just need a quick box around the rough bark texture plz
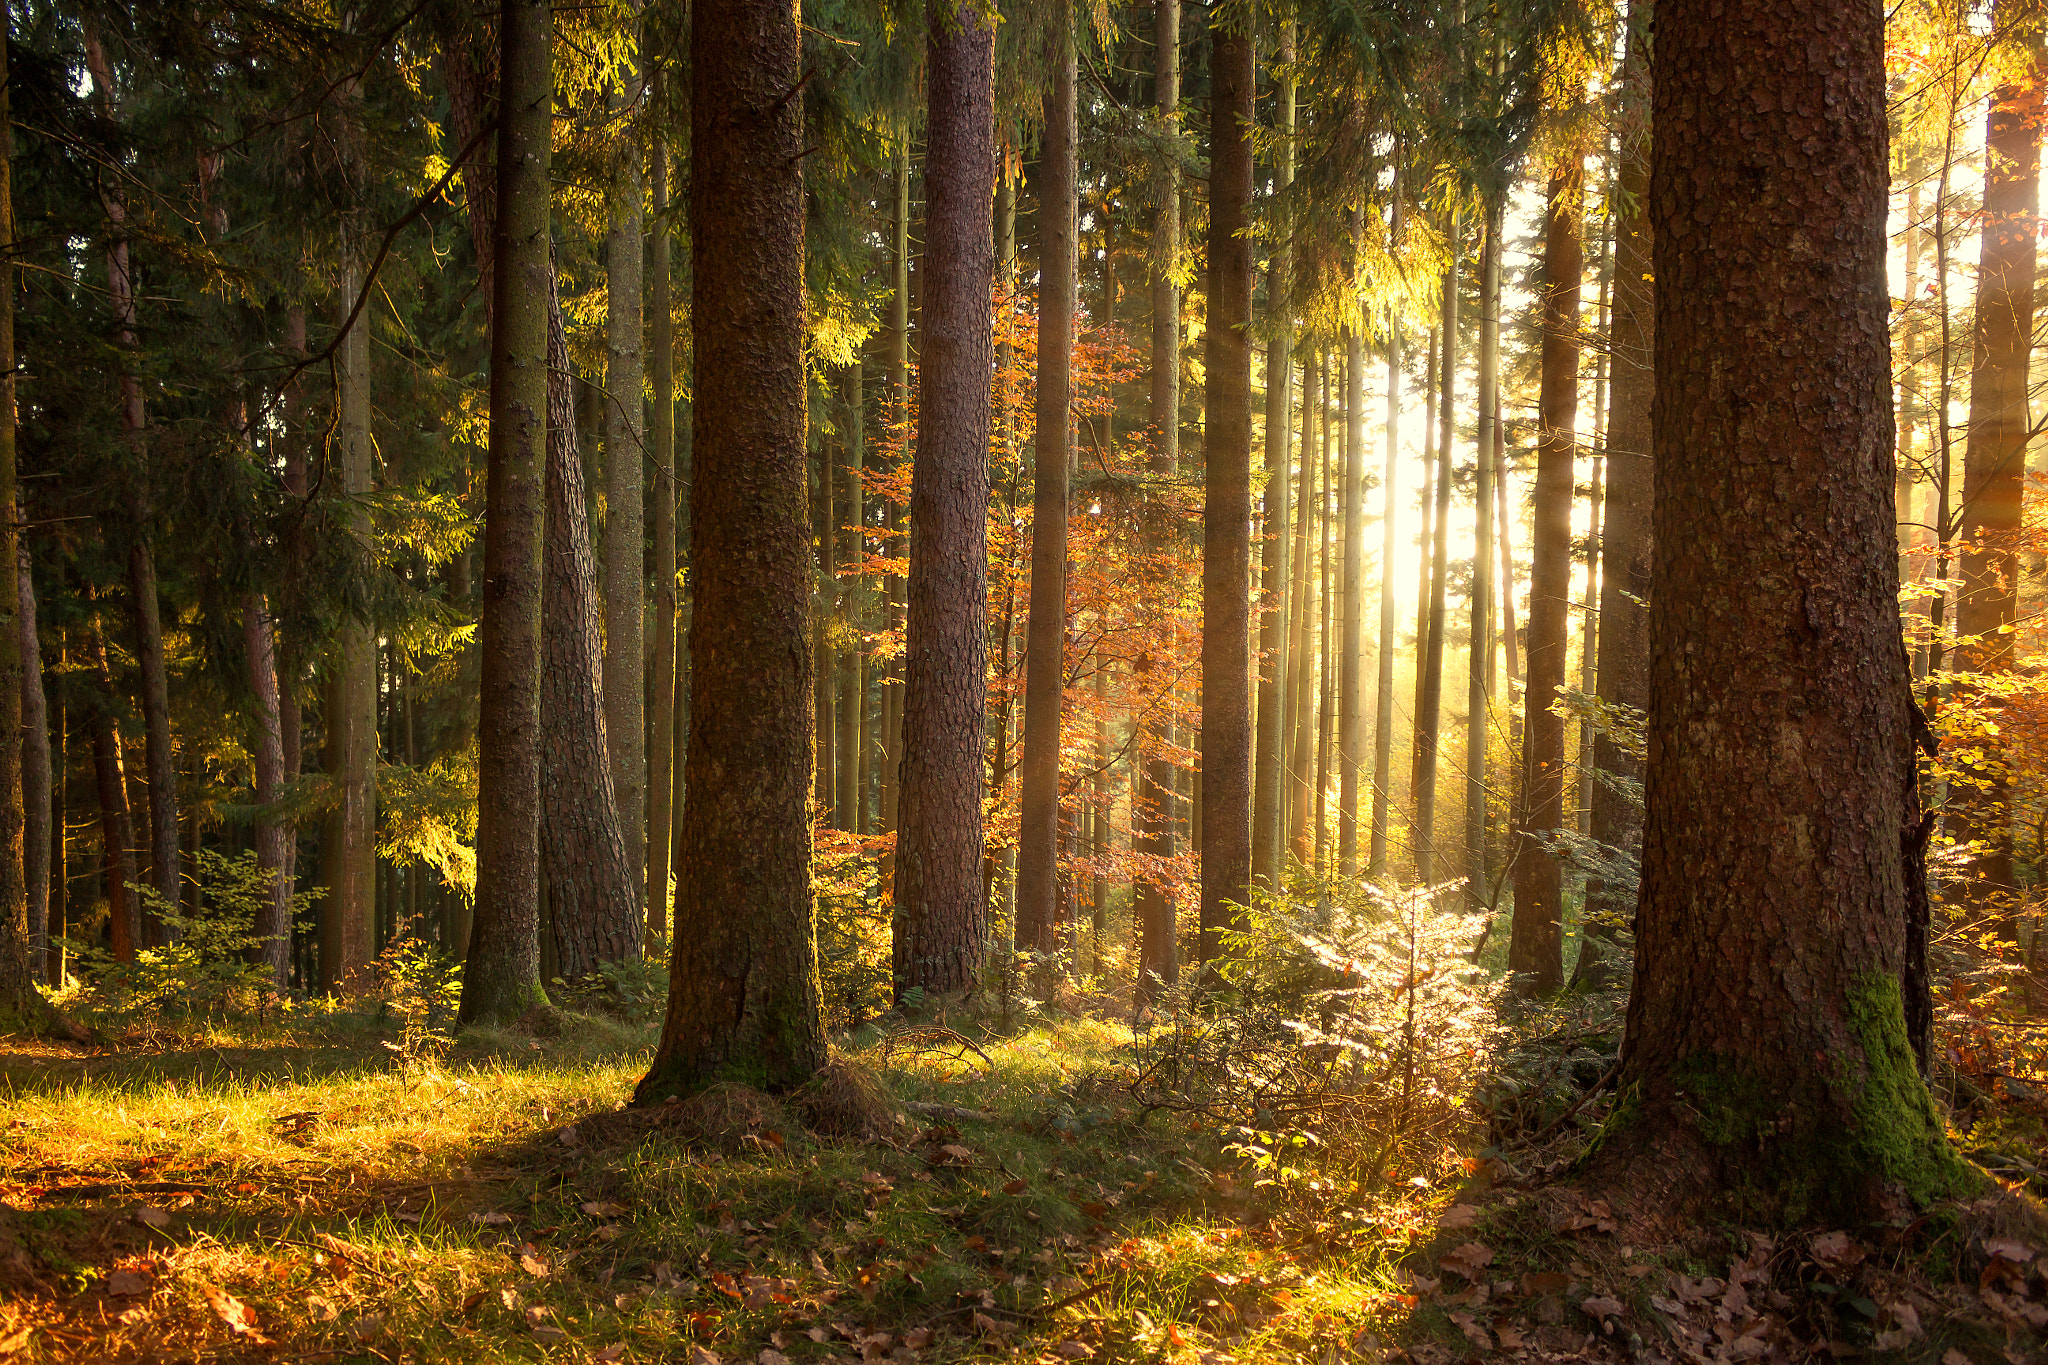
[1602,0,1967,1220]
[1200,16,1254,960]
[603,55,648,903]
[323,244,377,990]
[892,0,995,998]
[1952,2,2044,924]
[1134,0,1180,1003]
[1252,34,1294,892]
[640,0,824,1090]
[1577,18,1653,992]
[1511,147,1581,996]
[461,0,551,1025]
[646,129,676,952]
[244,596,291,987]
[1016,14,1075,960]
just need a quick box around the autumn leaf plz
[1522,1270,1571,1296]
[202,1284,263,1338]
[581,1200,628,1218]
[691,1347,723,1365]
[519,1251,551,1276]
[1580,1295,1624,1329]
[133,1207,171,1230]
[106,1270,152,1297]
[1440,1241,1495,1280]
[595,1347,627,1363]
[1439,1203,1480,1229]
[1002,1180,1028,1196]
[759,1351,793,1365]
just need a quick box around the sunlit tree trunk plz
[1371,326,1400,874]
[1416,265,1456,883]
[244,596,291,987]
[603,46,648,899]
[1252,24,1295,891]
[1466,202,1501,908]
[1338,313,1365,877]
[641,0,824,1089]
[20,549,48,995]
[0,51,24,1012]
[86,618,138,963]
[838,359,865,831]
[646,124,677,952]
[1287,352,1320,862]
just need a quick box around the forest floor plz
[0,1005,2044,1365]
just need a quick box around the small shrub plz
[374,925,462,1073]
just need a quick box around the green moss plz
[1646,975,1978,1221]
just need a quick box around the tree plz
[1251,23,1295,893]
[1511,115,1583,996]
[1598,0,1969,1218]
[646,114,677,953]
[462,0,552,1026]
[1016,5,1075,960]
[0,32,26,1017]
[640,0,824,1093]
[891,0,997,999]
[603,42,647,903]
[1464,201,1501,909]
[1199,9,1254,960]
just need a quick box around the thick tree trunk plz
[603,55,648,900]
[1134,0,1181,1003]
[323,243,378,990]
[640,0,825,1092]
[1953,3,2044,931]
[1252,30,1295,892]
[647,128,676,952]
[1199,15,1254,959]
[1510,142,1582,996]
[1576,18,1653,992]
[1601,0,1966,1219]
[1016,16,1076,959]
[891,0,996,998]
[461,0,552,1024]
[1466,204,1501,909]
[244,596,291,987]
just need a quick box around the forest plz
[0,0,2046,1359]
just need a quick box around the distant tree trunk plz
[646,125,677,952]
[1252,26,1295,892]
[1510,132,1582,996]
[1410,330,1437,847]
[1466,202,1501,908]
[1600,0,1966,1219]
[1287,353,1321,862]
[814,435,837,818]
[1416,267,1457,884]
[1338,316,1365,876]
[1316,368,1336,871]
[892,0,996,998]
[21,549,48,993]
[603,50,648,901]
[837,360,865,832]
[880,152,911,861]
[0,44,23,1012]
[1016,13,1075,959]
[322,240,378,990]
[639,0,824,1093]
[1575,16,1652,992]
[1953,1,2044,932]
[1200,13,1254,959]
[1371,330,1400,874]
[86,622,138,963]
[461,0,552,1024]
[244,596,291,987]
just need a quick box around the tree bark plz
[461,0,552,1024]
[1016,12,1075,959]
[1371,330,1400,874]
[1288,352,1321,862]
[0,42,23,1010]
[1338,316,1365,876]
[1576,15,1653,992]
[1466,203,1501,908]
[892,0,996,998]
[1952,0,2044,930]
[86,622,138,963]
[837,359,865,832]
[1601,0,1966,1219]
[244,595,291,987]
[1252,26,1295,892]
[1416,272,1456,884]
[603,48,648,902]
[640,0,824,1092]
[646,124,676,952]
[20,549,48,994]
[1511,137,1582,996]
[1199,15,1254,959]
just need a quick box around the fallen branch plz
[904,1100,1000,1125]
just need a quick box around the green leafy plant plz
[375,926,463,1073]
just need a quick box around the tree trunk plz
[1316,366,1336,872]
[880,152,911,858]
[1953,1,2044,931]
[1371,329,1400,874]
[1134,0,1181,1003]
[1575,10,1653,992]
[20,549,47,994]
[1252,27,1295,892]
[0,41,23,1010]
[1600,0,1967,1219]
[646,125,676,952]
[1016,14,1075,959]
[461,0,552,1025]
[814,435,837,819]
[1416,269,1457,884]
[837,359,865,832]
[891,0,996,998]
[640,0,825,1093]
[603,51,648,901]
[1338,318,1365,877]
[244,595,291,987]
[1510,138,1582,996]
[1466,202,1501,908]
[1288,352,1321,862]
[86,622,138,963]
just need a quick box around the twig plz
[1521,1059,1622,1147]
[1038,1281,1108,1316]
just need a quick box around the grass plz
[0,1007,1427,1364]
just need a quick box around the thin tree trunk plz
[814,435,837,818]
[244,595,290,987]
[640,0,825,1092]
[1510,128,1583,996]
[603,49,648,900]
[1410,328,1437,863]
[20,549,47,994]
[1200,12,1255,959]
[1316,364,1335,872]
[461,0,552,1024]
[1371,328,1400,874]
[891,0,996,998]
[837,359,865,831]
[1338,315,1365,877]
[1134,0,1181,1002]
[1016,14,1076,958]
[1416,259,1457,885]
[880,151,911,860]
[0,38,23,1007]
[1252,25,1295,891]
[646,124,676,952]
[1466,201,1501,908]
[1287,352,1320,862]
[1602,0,1963,1216]
[86,622,138,963]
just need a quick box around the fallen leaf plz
[133,1207,171,1230]
[520,1251,552,1277]
[475,1211,514,1226]
[1581,1295,1624,1325]
[1440,1242,1495,1280]
[557,1124,582,1147]
[582,1201,629,1218]
[499,1286,524,1312]
[904,1327,933,1348]
[1053,1341,1092,1359]
[1496,1324,1526,1348]
[1942,1352,1972,1365]
[691,1347,724,1365]
[106,1267,153,1296]
[808,1327,833,1344]
[595,1347,627,1363]
[201,1284,260,1337]
[760,1352,793,1365]
[1984,1238,2035,1264]
[311,1296,341,1322]
[1165,1323,1187,1347]
[1448,1313,1492,1349]
[1522,1270,1571,1295]
[1810,1231,1864,1270]
[1440,1203,1480,1229]
[1002,1180,1028,1196]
